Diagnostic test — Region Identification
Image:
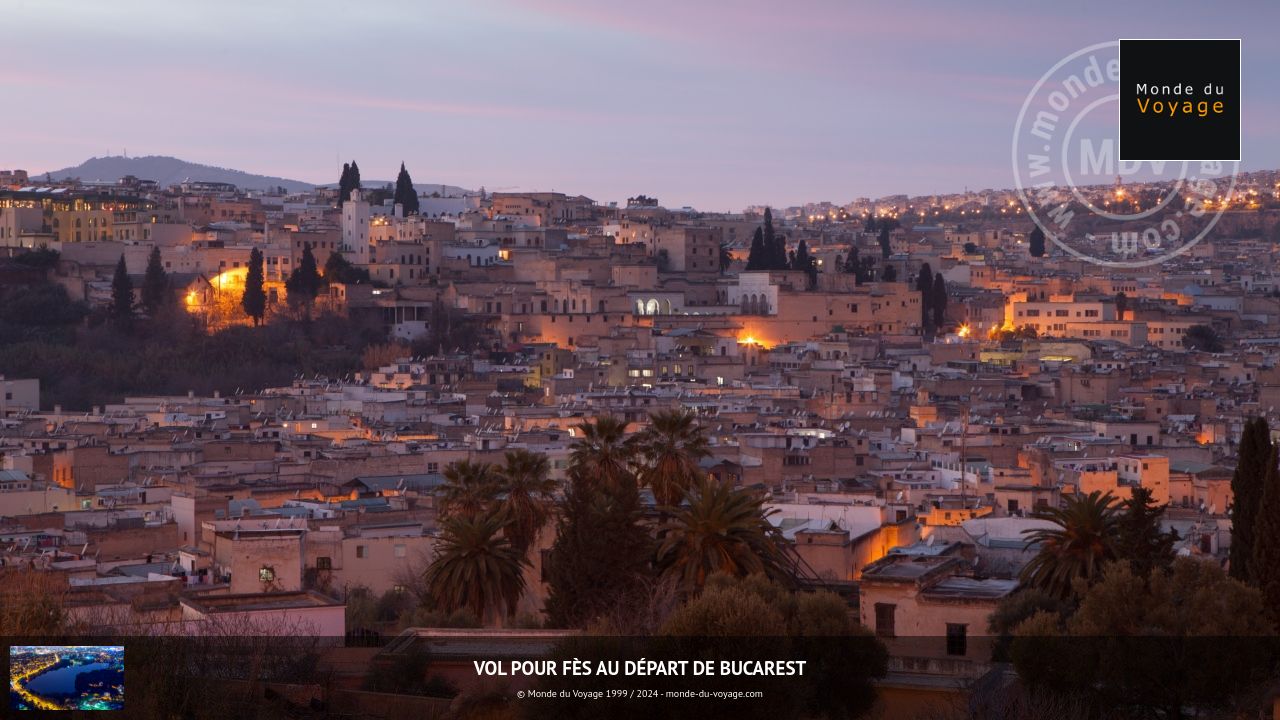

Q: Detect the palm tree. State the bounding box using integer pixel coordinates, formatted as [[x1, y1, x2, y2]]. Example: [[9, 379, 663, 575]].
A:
[[1020, 490, 1121, 599], [636, 409, 710, 508], [425, 510, 528, 622], [568, 416, 637, 496], [438, 460, 499, 519], [495, 448, 557, 554], [656, 478, 789, 593]]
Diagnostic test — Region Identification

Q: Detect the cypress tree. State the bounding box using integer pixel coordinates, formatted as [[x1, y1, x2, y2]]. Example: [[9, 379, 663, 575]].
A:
[[1029, 226, 1046, 257], [931, 274, 948, 327], [878, 225, 891, 259], [763, 208, 784, 270], [1231, 417, 1272, 582], [349, 160, 361, 195], [746, 227, 765, 271], [285, 242, 323, 306], [109, 254, 133, 322], [544, 475, 653, 628], [338, 162, 352, 203], [1116, 486, 1177, 578], [882, 263, 898, 282], [141, 246, 169, 314], [242, 247, 266, 326], [917, 263, 934, 330], [393, 162, 420, 215], [1253, 443, 1280, 618]]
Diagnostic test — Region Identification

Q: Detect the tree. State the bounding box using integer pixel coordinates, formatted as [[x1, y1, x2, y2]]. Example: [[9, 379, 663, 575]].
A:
[[495, 449, 557, 555], [931, 273, 948, 328], [1029, 225, 1046, 257], [963, 241, 978, 254], [141, 246, 169, 314], [438, 460, 500, 520], [1231, 416, 1271, 582], [323, 250, 371, 285], [745, 227, 766, 271], [718, 243, 733, 273], [544, 470, 653, 628], [635, 409, 709, 508], [916, 263, 934, 330], [1114, 291, 1128, 318], [1183, 324, 1224, 352], [338, 160, 362, 203], [656, 478, 790, 594], [109, 254, 133, 322], [567, 416, 637, 496], [763, 207, 786, 270], [1114, 486, 1177, 578], [1252, 443, 1280, 617], [424, 510, 528, 622], [878, 225, 891, 259], [393, 162, 420, 215], [1020, 491, 1120, 599], [881, 263, 897, 282], [1011, 560, 1275, 719], [285, 242, 323, 306], [241, 247, 266, 326]]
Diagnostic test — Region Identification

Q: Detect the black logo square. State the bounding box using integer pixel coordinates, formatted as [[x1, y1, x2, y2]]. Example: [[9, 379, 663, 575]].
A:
[[1119, 39, 1240, 161]]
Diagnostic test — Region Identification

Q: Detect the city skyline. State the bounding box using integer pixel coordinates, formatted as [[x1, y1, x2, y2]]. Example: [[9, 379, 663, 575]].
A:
[[6, 0, 1278, 210]]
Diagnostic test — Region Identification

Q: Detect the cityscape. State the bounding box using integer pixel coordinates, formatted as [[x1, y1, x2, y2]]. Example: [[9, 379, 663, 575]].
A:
[[3, 2, 1280, 719], [9, 646, 125, 711]]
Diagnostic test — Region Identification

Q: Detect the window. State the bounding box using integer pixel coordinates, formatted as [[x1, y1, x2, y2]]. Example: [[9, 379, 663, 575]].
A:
[[316, 556, 332, 570], [874, 603, 896, 638], [259, 566, 276, 583], [356, 545, 366, 559], [394, 544, 406, 558], [946, 623, 968, 656]]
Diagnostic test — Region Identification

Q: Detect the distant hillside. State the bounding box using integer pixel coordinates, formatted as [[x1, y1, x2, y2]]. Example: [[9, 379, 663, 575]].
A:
[[43, 155, 473, 196], [43, 155, 315, 192]]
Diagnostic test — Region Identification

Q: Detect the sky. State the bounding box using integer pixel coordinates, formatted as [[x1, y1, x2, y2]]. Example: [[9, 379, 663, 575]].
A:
[[3, 0, 1277, 211]]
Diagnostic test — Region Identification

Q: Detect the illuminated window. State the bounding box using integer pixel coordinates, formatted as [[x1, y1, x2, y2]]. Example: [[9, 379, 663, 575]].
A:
[[259, 566, 275, 583]]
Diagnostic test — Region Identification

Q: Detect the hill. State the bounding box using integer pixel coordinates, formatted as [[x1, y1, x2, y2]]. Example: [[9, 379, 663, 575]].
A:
[[43, 156, 473, 196]]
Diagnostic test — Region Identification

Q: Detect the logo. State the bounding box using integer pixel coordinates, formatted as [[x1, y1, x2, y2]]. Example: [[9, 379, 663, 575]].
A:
[[1012, 41, 1240, 267]]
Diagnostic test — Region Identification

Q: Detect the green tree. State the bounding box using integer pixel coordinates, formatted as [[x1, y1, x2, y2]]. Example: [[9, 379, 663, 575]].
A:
[[718, 243, 733, 273], [656, 478, 790, 593], [931, 273, 948, 328], [745, 227, 766, 271], [544, 471, 653, 629], [424, 510, 528, 622], [323, 250, 371, 285], [285, 242, 323, 306], [1029, 225, 1046, 257], [338, 160, 362, 203], [881, 263, 897, 282], [878, 225, 891, 259], [635, 409, 709, 508], [495, 449, 557, 555], [1114, 486, 1177, 578], [241, 247, 266, 326], [1020, 491, 1120, 599], [1011, 560, 1275, 719], [1115, 291, 1128, 317], [1183, 324, 1224, 352], [916, 263, 934, 329], [1231, 416, 1271, 582], [438, 460, 500, 520], [141, 246, 169, 314], [109, 254, 133, 322], [963, 241, 978, 254], [567, 416, 637, 496], [393, 162, 420, 215], [1252, 443, 1280, 617]]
